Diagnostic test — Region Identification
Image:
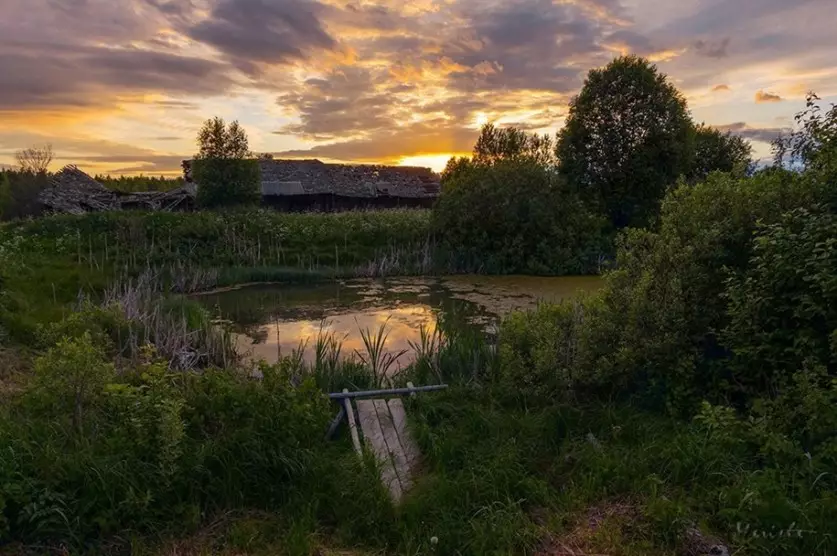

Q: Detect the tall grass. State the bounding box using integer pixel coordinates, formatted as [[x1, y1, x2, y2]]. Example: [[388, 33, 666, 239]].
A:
[[101, 271, 237, 370]]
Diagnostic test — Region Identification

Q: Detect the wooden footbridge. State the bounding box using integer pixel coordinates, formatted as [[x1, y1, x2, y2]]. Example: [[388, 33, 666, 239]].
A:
[[326, 383, 447, 502]]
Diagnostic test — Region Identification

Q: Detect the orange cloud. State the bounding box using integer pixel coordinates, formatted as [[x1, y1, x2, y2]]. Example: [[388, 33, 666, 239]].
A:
[[712, 84, 731, 92], [755, 90, 784, 103]]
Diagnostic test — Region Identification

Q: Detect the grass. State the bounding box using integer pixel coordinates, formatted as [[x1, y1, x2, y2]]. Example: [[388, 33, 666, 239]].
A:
[[1, 204, 834, 554], [1, 310, 834, 554]]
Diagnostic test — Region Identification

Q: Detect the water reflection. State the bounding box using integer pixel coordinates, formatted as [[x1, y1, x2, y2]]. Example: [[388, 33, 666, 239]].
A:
[[195, 275, 601, 366]]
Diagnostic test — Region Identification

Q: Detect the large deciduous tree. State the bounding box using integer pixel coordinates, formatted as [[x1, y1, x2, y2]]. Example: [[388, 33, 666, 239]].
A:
[[556, 56, 694, 229]]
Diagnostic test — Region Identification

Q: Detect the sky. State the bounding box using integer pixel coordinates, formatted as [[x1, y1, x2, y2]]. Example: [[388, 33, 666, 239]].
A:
[[1, 0, 836, 175]]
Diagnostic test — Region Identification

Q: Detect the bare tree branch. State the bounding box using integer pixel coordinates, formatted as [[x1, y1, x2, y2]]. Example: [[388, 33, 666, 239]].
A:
[[15, 144, 54, 173]]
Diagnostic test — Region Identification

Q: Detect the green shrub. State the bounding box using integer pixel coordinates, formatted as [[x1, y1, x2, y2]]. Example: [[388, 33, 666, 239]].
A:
[[0, 336, 348, 546], [193, 158, 261, 208], [723, 207, 837, 398], [585, 170, 829, 411], [498, 299, 601, 402], [434, 159, 608, 275]]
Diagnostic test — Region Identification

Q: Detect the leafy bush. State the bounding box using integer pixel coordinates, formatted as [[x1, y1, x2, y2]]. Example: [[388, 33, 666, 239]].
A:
[[0, 336, 344, 545], [193, 158, 261, 208], [723, 207, 837, 397], [584, 170, 829, 411], [434, 159, 607, 274], [498, 298, 601, 402]]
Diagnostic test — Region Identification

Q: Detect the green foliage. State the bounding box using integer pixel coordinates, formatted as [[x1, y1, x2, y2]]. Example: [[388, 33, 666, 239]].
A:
[[585, 170, 828, 410], [773, 92, 837, 180], [193, 158, 261, 208], [29, 333, 114, 436], [498, 299, 600, 403], [472, 123, 556, 167], [196, 117, 250, 160], [690, 123, 753, 181], [0, 173, 11, 220], [0, 337, 344, 546], [434, 158, 608, 274], [0, 170, 48, 220], [723, 207, 837, 397], [94, 174, 185, 192], [556, 56, 694, 229]]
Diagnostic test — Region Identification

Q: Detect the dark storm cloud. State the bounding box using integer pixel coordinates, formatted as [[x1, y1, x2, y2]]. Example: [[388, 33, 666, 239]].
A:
[[187, 0, 337, 72], [716, 122, 786, 143]]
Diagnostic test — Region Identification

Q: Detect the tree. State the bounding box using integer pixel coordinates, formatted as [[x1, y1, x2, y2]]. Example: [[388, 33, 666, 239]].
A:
[[442, 124, 555, 187], [193, 117, 260, 208], [689, 124, 753, 181], [15, 144, 53, 173], [472, 123, 555, 167], [434, 158, 605, 274], [556, 56, 694, 229], [0, 173, 12, 220], [773, 92, 837, 178], [196, 117, 250, 159]]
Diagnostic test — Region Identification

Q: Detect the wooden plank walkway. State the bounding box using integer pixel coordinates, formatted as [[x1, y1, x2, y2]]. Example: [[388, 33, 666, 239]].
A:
[[355, 398, 420, 502]]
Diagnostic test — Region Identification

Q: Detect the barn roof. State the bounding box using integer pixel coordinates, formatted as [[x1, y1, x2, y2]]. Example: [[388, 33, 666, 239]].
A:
[[183, 159, 441, 199]]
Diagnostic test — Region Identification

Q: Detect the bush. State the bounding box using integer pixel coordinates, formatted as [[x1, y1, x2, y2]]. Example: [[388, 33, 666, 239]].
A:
[[722, 207, 837, 398], [583, 170, 830, 411], [433, 159, 608, 274], [0, 336, 343, 545], [193, 158, 261, 208]]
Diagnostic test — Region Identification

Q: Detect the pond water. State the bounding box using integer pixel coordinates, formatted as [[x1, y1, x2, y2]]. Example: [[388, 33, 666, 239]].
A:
[[195, 275, 602, 367]]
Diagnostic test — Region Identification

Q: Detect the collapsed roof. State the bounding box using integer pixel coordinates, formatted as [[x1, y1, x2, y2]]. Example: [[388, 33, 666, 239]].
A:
[[183, 159, 441, 199], [39, 165, 196, 215]]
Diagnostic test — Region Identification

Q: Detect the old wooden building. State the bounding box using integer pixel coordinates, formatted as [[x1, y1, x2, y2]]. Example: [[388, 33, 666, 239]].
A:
[[183, 159, 441, 211]]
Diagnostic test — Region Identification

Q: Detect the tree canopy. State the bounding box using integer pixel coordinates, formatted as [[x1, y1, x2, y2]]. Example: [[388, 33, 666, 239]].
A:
[[194, 117, 260, 208], [196, 117, 250, 160], [556, 56, 694, 229], [690, 124, 753, 181]]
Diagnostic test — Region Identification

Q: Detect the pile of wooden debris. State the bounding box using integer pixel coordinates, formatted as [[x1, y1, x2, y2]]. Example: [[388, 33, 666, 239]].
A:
[[39, 165, 196, 215]]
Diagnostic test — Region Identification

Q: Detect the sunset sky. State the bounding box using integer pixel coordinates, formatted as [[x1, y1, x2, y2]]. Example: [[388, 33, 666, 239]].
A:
[[1, 0, 835, 175]]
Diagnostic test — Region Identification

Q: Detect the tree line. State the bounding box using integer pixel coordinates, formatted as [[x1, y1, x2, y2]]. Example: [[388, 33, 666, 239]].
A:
[[434, 55, 762, 273]]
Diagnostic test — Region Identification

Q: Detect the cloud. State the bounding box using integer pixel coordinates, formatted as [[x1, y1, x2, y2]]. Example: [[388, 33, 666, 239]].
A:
[[187, 0, 338, 74], [715, 122, 786, 143], [274, 120, 478, 162], [755, 90, 784, 103], [693, 37, 730, 58], [712, 84, 731, 92]]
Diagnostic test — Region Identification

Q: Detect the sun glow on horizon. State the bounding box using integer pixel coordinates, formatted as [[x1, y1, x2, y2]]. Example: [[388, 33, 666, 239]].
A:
[[398, 154, 460, 172]]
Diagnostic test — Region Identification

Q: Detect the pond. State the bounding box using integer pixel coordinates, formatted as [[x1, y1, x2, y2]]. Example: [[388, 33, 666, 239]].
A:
[[195, 275, 603, 367]]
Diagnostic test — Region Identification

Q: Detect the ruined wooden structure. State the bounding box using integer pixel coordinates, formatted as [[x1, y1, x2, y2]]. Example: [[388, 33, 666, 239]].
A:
[[183, 159, 441, 211], [328, 383, 447, 502], [39, 165, 196, 215]]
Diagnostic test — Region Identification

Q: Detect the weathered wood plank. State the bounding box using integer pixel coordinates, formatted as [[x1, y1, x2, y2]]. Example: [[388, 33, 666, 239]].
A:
[[373, 399, 412, 492], [387, 398, 421, 470], [342, 390, 362, 456], [356, 399, 403, 501]]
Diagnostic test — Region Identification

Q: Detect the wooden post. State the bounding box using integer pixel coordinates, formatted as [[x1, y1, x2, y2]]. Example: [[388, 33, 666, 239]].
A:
[[343, 389, 362, 456]]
